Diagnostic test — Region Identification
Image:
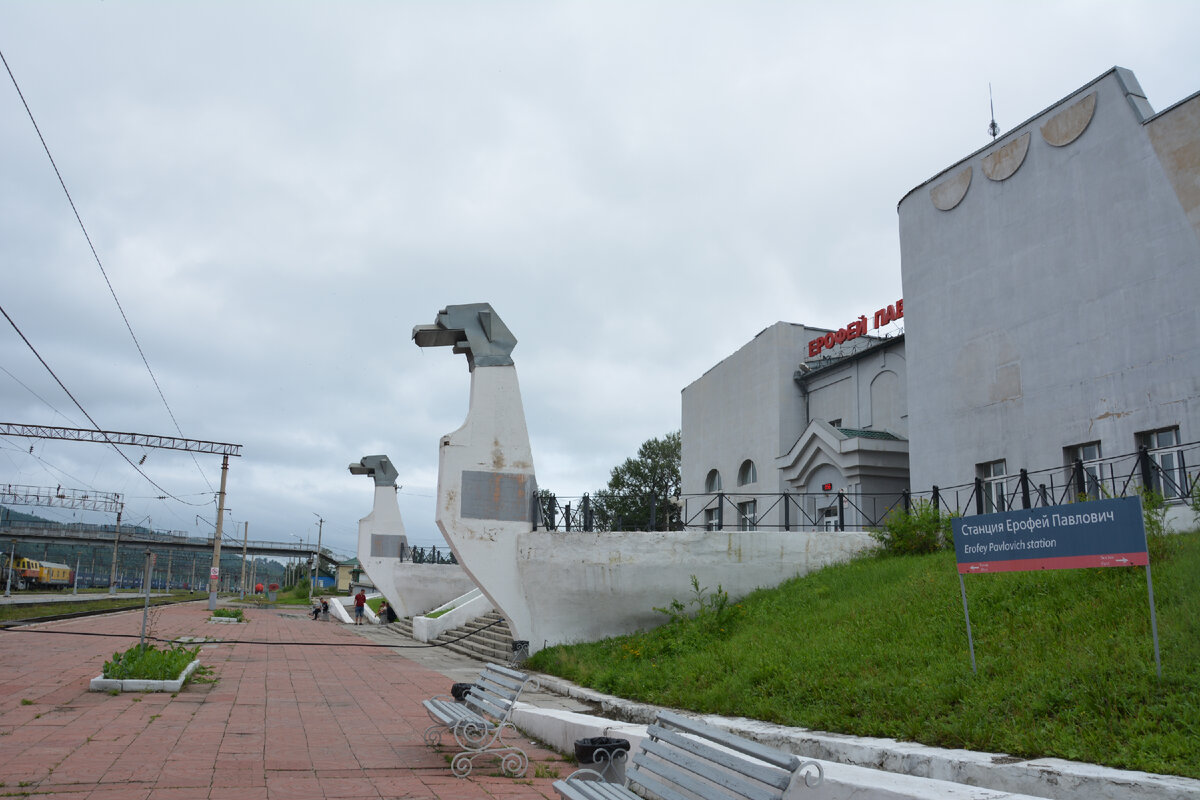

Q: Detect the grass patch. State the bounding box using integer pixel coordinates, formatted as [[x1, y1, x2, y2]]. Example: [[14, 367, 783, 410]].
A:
[[102, 642, 200, 682], [424, 605, 453, 619], [528, 530, 1200, 779], [211, 608, 245, 621], [0, 591, 198, 622]]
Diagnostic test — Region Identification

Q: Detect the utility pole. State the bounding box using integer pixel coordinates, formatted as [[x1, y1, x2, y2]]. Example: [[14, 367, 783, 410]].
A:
[[310, 514, 323, 603], [108, 508, 122, 595], [4, 539, 15, 597], [240, 521, 249, 599], [208, 454, 229, 611]]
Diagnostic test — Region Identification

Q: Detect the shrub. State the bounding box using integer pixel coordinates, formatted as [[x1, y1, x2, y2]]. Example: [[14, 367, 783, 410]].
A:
[[871, 500, 956, 556], [211, 608, 245, 621]]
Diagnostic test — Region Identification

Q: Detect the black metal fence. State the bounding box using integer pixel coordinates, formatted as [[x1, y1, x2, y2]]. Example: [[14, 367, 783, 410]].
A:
[[535, 442, 1199, 533], [396, 543, 458, 565]]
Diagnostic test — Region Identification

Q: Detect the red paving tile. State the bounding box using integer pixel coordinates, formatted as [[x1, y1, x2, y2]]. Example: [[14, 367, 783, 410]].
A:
[[0, 602, 561, 799]]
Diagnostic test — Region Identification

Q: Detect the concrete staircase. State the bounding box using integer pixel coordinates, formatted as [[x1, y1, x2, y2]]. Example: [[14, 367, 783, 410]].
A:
[[390, 611, 515, 664]]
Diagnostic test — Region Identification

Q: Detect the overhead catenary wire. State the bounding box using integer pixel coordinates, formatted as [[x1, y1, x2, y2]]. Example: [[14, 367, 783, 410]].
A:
[[0, 304, 206, 507], [0, 45, 215, 495]]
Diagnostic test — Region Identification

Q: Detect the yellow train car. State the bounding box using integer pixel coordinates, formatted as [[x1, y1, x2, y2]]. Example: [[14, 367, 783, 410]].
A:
[[7, 557, 73, 590]]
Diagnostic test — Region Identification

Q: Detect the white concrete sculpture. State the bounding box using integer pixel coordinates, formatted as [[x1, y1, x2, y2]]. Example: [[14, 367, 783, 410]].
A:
[[350, 454, 476, 620], [414, 304, 874, 656]]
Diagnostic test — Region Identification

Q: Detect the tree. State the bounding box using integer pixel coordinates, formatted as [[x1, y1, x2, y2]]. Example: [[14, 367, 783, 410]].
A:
[[591, 431, 681, 531]]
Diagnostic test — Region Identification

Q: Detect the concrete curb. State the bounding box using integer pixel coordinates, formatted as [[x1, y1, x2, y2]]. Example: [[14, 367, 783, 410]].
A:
[[88, 658, 201, 693], [527, 673, 1200, 800]]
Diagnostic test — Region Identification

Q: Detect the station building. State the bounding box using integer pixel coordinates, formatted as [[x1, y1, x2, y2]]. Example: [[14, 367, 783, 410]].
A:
[[680, 311, 908, 532], [900, 67, 1200, 516], [681, 67, 1199, 529]]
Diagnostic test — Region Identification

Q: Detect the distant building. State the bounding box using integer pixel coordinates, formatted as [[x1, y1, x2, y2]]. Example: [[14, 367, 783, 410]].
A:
[[899, 67, 1200, 516], [681, 316, 908, 531], [335, 557, 373, 593]]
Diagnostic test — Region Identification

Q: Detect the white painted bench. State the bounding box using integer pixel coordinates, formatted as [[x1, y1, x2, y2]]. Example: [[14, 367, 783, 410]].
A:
[[554, 710, 823, 800], [422, 662, 538, 778]]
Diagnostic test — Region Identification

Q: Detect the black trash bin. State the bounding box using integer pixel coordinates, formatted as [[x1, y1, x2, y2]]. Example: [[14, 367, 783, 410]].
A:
[[574, 737, 630, 783]]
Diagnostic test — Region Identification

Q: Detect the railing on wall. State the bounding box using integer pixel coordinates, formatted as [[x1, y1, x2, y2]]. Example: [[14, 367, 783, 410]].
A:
[[395, 543, 458, 565], [534, 442, 1199, 533]]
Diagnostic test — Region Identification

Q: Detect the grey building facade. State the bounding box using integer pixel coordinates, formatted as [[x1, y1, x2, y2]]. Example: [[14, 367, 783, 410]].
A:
[[681, 66, 1199, 532], [899, 67, 1200, 514], [680, 317, 908, 532]]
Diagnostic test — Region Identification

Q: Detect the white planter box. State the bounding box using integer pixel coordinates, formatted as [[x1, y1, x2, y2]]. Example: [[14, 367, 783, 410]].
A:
[[89, 659, 201, 693]]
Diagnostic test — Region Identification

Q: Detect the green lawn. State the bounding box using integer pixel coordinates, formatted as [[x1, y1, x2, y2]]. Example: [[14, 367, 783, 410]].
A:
[[0, 591, 201, 622], [528, 530, 1200, 779]]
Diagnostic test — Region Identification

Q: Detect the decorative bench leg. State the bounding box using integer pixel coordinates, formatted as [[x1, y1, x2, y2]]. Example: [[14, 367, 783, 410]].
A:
[[450, 745, 529, 778], [423, 723, 445, 747]]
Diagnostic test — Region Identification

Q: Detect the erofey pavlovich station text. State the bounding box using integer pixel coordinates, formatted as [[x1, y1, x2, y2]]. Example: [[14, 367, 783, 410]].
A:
[[953, 498, 1145, 573]]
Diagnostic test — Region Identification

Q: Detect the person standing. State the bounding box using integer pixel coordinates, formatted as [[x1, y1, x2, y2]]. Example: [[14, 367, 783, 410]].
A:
[[353, 588, 367, 625]]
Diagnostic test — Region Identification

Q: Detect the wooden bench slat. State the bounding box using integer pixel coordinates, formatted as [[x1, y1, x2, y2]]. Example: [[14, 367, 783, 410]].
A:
[[627, 768, 709, 800], [484, 662, 529, 682], [553, 779, 631, 800], [646, 724, 793, 792], [632, 746, 779, 800], [657, 710, 800, 771]]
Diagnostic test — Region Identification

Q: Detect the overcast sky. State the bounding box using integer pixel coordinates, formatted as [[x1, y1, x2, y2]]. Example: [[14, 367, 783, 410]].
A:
[[2, 1, 1197, 557]]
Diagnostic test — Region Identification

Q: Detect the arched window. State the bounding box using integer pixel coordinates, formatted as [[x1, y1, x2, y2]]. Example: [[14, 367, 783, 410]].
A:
[[705, 469, 722, 493], [737, 459, 757, 486]]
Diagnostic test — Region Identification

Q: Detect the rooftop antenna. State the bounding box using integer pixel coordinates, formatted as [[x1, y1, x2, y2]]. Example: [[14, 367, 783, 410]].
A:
[[988, 83, 1000, 140]]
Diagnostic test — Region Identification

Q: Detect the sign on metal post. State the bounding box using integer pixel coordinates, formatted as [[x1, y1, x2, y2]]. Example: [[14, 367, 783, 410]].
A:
[[951, 496, 1160, 677]]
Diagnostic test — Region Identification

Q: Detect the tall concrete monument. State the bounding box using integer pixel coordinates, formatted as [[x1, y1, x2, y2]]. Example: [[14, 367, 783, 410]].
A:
[[414, 304, 874, 655], [350, 454, 475, 619]]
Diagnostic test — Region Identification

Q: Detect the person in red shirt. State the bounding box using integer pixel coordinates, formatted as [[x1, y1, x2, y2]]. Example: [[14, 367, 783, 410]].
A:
[[353, 589, 367, 625]]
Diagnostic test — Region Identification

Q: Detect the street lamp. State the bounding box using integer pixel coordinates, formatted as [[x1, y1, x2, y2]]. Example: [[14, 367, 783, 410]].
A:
[[290, 535, 302, 588]]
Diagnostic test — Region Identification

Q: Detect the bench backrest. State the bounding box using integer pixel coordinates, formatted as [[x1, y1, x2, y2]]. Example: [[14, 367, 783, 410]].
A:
[[627, 711, 815, 800], [462, 663, 533, 724]]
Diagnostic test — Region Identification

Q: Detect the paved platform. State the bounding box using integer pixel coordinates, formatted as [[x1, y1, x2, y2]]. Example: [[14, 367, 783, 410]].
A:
[[0, 601, 565, 799]]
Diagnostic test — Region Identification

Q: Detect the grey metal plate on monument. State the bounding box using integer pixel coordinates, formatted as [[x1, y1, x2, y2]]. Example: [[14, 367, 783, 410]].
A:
[[370, 534, 406, 558], [461, 471, 535, 522]]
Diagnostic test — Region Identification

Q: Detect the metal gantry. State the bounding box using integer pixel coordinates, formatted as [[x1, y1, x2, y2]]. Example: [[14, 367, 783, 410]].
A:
[[0, 423, 241, 456]]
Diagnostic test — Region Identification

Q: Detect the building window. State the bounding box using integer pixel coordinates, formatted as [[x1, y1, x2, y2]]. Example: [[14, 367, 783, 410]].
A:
[[737, 460, 757, 486], [704, 507, 720, 531], [828, 418, 842, 428], [1065, 442, 1103, 499], [737, 500, 757, 531], [979, 460, 1006, 513], [705, 469, 722, 493], [1138, 427, 1186, 499]]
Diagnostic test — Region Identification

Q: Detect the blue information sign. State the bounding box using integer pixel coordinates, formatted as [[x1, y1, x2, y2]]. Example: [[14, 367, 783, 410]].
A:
[[953, 496, 1147, 574]]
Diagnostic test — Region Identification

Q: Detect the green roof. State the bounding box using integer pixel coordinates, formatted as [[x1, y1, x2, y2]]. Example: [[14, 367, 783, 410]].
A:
[[837, 428, 902, 440]]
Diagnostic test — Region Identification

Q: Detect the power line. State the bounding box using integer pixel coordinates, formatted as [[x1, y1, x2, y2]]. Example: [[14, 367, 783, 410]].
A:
[[0, 45, 214, 494], [0, 304, 206, 506], [0, 364, 79, 427]]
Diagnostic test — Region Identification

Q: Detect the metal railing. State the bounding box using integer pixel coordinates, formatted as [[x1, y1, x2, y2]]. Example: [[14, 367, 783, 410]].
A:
[[534, 442, 1199, 533], [395, 543, 458, 565]]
